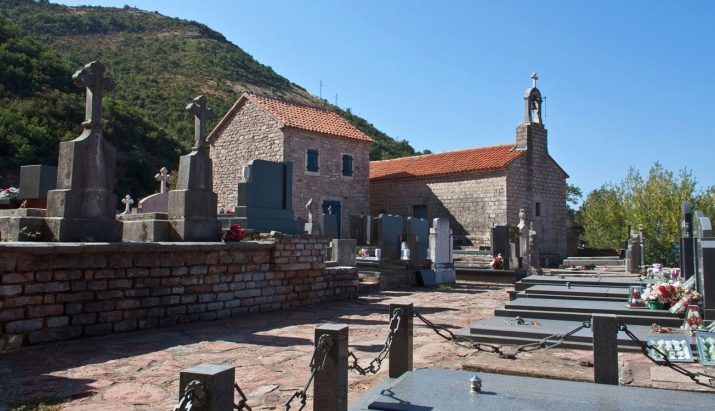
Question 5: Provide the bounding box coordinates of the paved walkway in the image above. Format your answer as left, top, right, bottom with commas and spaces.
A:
0, 281, 712, 410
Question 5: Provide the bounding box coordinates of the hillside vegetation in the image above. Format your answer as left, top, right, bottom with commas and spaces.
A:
0, 0, 417, 200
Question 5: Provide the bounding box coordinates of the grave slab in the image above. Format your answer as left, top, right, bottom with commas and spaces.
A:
349, 368, 715, 411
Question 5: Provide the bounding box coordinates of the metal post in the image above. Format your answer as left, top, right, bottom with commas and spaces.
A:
389, 303, 413, 378
314, 324, 349, 411
178, 364, 234, 411
591, 314, 619, 385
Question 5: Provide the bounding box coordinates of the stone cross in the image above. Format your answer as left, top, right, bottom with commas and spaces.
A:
121, 194, 134, 214
186, 95, 215, 150
155, 167, 170, 193
531, 72, 538, 88
72, 61, 116, 130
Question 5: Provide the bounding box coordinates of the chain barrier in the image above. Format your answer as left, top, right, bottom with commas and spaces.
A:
413, 311, 591, 359
233, 382, 252, 410
618, 323, 715, 388
284, 333, 334, 410
348, 308, 404, 375
173, 380, 206, 411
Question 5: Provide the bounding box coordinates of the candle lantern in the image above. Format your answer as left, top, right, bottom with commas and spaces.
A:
627, 285, 645, 308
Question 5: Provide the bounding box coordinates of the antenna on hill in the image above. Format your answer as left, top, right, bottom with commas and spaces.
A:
319, 80, 323, 99
335, 94, 338, 107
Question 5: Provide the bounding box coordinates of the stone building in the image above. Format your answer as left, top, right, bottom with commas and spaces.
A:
370, 76, 568, 263
207, 93, 373, 237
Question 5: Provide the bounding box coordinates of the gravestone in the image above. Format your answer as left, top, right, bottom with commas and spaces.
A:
680, 201, 694, 278
528, 221, 543, 275
121, 194, 134, 214
405, 217, 428, 262
168, 95, 222, 241
321, 208, 339, 239
692, 210, 715, 320
625, 232, 642, 273
226, 159, 298, 233
491, 225, 510, 269
330, 239, 357, 266
429, 218, 455, 284
45, 61, 121, 241
517, 209, 529, 272
138, 167, 169, 213
349, 214, 374, 245
18, 165, 57, 208
304, 198, 321, 235
375, 214, 404, 260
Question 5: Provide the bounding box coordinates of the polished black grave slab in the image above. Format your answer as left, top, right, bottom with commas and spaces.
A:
349, 368, 715, 411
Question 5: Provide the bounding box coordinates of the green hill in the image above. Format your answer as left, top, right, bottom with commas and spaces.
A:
0, 0, 417, 200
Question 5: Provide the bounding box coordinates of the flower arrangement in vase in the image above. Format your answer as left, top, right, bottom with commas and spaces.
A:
490, 254, 504, 270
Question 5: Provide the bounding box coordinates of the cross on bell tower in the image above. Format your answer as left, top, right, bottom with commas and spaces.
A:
186, 95, 215, 150
531, 72, 538, 88
72, 61, 116, 131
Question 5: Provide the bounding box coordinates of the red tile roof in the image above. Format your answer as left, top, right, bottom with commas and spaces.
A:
247, 94, 373, 143
370, 144, 524, 181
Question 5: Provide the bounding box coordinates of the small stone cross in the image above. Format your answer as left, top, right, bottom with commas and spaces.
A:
186, 95, 215, 150
531, 72, 538, 88
155, 167, 170, 193
121, 194, 134, 214
72, 61, 116, 130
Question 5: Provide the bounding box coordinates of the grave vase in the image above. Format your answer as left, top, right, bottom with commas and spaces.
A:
647, 301, 666, 310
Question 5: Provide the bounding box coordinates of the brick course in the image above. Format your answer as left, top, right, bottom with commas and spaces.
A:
0, 235, 358, 349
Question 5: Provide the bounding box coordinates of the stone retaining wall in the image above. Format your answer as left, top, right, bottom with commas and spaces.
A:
0, 234, 358, 350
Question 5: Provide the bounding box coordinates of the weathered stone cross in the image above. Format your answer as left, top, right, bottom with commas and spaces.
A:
186, 95, 215, 150
155, 167, 170, 193
121, 194, 134, 214
72, 61, 116, 130
531, 72, 538, 88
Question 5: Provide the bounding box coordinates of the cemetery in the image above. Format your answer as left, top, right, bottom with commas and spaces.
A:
1, 59, 715, 410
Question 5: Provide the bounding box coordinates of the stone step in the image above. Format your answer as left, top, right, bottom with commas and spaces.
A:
522, 285, 629, 299
358, 281, 380, 295
494, 306, 682, 327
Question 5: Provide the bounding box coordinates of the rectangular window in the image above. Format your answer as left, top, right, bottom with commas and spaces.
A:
342, 154, 353, 176
535, 202, 541, 217
306, 149, 319, 172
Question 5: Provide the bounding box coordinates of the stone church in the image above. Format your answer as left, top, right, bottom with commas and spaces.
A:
370, 75, 568, 263
207, 93, 372, 237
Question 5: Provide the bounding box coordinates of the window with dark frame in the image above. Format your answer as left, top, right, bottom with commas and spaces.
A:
535, 202, 541, 217
306, 149, 319, 172
342, 154, 353, 176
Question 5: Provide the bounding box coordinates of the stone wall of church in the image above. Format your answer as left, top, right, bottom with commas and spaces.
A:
283, 129, 371, 237
370, 171, 508, 246
507, 123, 568, 264
209, 99, 285, 210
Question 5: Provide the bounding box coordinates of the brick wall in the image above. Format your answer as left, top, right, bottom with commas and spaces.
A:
209, 98, 285, 210
370, 171, 508, 246
284, 128, 371, 236
0, 235, 358, 350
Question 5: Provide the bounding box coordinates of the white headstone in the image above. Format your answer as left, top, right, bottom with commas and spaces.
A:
121, 194, 134, 214
429, 218, 455, 283
155, 166, 170, 194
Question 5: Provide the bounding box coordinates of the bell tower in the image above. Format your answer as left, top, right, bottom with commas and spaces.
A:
516, 72, 547, 153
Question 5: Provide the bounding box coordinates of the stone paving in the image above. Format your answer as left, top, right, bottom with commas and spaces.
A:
0, 280, 713, 410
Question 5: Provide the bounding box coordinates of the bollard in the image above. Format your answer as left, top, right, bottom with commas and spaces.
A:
389, 303, 413, 378
314, 324, 349, 411
178, 363, 234, 411
591, 314, 619, 385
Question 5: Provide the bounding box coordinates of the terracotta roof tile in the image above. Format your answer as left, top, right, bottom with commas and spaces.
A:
247, 94, 373, 143
370, 144, 523, 181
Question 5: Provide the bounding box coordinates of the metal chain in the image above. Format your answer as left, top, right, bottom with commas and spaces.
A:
348, 308, 403, 375
413, 311, 590, 359
618, 323, 715, 388
173, 380, 205, 411
233, 382, 252, 410
285, 333, 334, 410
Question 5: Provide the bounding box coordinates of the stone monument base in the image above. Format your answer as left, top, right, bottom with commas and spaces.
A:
119, 212, 171, 242
0, 208, 51, 241
433, 267, 456, 284
46, 216, 120, 242
170, 217, 222, 241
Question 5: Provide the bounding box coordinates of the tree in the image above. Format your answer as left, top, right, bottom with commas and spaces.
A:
580, 162, 701, 266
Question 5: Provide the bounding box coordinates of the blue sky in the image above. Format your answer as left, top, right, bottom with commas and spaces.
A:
55, 1, 715, 197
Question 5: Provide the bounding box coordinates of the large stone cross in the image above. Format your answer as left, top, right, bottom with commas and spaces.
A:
121, 194, 134, 214
186, 95, 215, 150
155, 166, 170, 193
72, 61, 116, 130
